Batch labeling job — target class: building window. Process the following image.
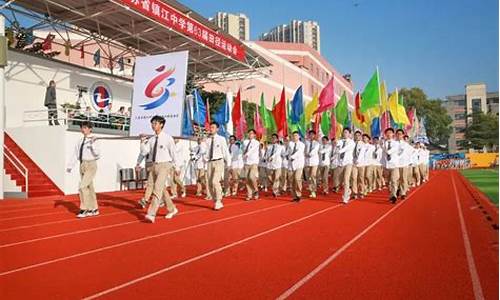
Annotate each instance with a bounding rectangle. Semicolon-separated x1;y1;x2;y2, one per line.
471;98;482;113
454;100;465;106
455;113;466;120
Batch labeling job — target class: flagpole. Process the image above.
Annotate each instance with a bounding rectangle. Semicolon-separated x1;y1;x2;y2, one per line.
376;66;382;136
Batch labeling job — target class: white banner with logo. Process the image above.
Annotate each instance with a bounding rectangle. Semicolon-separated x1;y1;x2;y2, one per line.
130;51;188;136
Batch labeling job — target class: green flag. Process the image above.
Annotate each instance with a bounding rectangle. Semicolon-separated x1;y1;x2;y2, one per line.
335;91;349;127
360;70;380;113
259;93;276;136
320;110;331;136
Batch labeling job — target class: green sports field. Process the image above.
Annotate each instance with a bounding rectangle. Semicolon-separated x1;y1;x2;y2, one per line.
461;169;499;205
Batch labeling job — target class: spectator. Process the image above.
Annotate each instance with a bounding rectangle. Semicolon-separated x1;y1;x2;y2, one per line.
44;80;60;126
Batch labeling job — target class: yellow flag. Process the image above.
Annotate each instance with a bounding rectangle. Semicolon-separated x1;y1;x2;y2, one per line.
304;92;318;123
380;81;388;112
389;90;410;125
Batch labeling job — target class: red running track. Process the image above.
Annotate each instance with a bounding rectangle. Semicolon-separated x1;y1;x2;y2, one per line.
0;170;497;299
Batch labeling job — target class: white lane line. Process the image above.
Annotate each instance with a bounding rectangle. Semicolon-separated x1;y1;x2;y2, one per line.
83;203;344;300
0;201;248;248
0;202;293;276
451;174;485;300
276;175;435;300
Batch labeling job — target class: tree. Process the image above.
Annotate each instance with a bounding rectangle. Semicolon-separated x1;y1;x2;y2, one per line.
399;87;453;148
242;101;257;130
460;112;499;151
184;75;227;120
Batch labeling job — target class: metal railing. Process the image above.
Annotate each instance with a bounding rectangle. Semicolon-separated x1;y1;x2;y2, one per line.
3;144;29;196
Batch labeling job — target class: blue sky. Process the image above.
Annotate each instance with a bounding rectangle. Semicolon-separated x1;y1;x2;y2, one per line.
182;0;499;99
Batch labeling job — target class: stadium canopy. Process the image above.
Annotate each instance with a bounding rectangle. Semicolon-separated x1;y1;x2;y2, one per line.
2;0;271;83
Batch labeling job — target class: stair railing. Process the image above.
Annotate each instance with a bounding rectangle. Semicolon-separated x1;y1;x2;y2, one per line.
3;144;29;197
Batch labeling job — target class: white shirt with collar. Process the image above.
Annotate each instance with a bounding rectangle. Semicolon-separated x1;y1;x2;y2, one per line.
397;140;412;167
372;144;383;166
67;135;100;170
354;142;369;167
140;131;176;165
205;134;231;166
383;139;400;169
363;143;375;166
190;143;207;170
352;140;365;166
409;147;419;166
281;144;290;169
330;141;340;168
259;148;268;168
242;138;260;165
337;138;355;167
304;140;320;167
229;143;244;169
266;143;283;170
288;140;305;170
318;143;332;167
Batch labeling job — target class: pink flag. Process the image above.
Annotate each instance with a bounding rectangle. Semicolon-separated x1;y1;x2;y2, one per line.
254;110;264;139
405;107;415;133
315;76;335;114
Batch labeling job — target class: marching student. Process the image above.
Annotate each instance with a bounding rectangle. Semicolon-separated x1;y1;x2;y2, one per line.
337;128;356;203
363;134;376;194
225;135;243;196
304;130;320;198
396;130;412;199
355;133;370;198
242;129;260;200
136;138;154;208
421;145;430;182
318;136;332;194
141;116;178;223
383;128;400;204
266;134;284;197
372;137;384;191
191;137;209;197
410;142;422;187
351;130;364;199
288;131;305;202
280;137;290;194
330;138;342;193
205;122;231;210
258;142;269;192
66;121;100;218
170;139;187;198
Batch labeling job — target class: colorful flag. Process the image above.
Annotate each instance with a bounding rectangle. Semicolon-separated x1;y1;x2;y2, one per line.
388;89;410;125
304;92;319;125
291;86;304;124
93;49;101;66
272;87;288;137
181;99;194;136
315;77;335;114
259;93;277;136
371;117;381;138
80;44;85;59
193;89;206;126
320;110;331;137
360;69;380;113
335;91;349;127
254;109;264;139
232;89;243;139
353;92;368;131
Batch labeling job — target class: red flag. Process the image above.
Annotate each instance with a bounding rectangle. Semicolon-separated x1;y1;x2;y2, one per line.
314;113;321;134
355;92;365;123
329;111;337;139
315;76;335;114
205;99;211;129
80;44;85;59
254;110;264;139
272;87;288;137
232;90;243;139
381;111;390;132
405;107;415;132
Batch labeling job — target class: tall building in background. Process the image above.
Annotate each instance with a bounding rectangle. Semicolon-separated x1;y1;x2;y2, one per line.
260;20;321;53
445;83;499;152
210;12;250;41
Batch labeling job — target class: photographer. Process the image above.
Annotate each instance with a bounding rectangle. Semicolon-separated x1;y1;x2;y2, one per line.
44;80;60;125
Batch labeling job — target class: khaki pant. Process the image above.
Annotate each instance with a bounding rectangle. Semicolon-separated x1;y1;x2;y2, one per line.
365;165;375;192
267;168;281;194
351;166;359;195
79;160;98;210
147;162;176;217
196;168;209;195
305;165;318;192
290;168;303;199
357;166;367;195
224;167;241;195
374;166;383;190
207;159;225;205
280;167;289;192
413;165;421;186
244;164;259;198
332;166;342;191
171;168;186;196
388;168;399;198
318;165;330;193
418;164;427;181
259;167;268;189
398;166;409;196
142;163;154;202
342;164;353;196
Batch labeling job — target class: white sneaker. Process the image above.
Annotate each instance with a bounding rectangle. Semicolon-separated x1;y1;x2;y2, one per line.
145;214;155;223
342;191;351;204
214;202;224;210
159;202;165;207
77;210;89;218
89;209;100;216
181;192;186;198
165;208;179;219
310;192;317;198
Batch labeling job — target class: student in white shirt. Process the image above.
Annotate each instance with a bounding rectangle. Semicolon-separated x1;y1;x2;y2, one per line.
190;137;208;197
318;136;332;194
338;128;356;203
410;141;421;187
330;138;342;193
351;130;365;199
371;137;384;191
266;134;284;197
383;128;400;203
304;130;320;198
136;139;154;209
140;116;179;222
205;122;231;210
288;131;305;202
66;121;101;218
280;137;290;193
224;135;243;196
243;129;260;200
170;139;187;198
258;142;269;192
362;134;376;194
397;130;412;199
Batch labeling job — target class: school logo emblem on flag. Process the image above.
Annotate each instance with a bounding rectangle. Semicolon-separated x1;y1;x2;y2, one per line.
89;82;112;112
141;65;176;111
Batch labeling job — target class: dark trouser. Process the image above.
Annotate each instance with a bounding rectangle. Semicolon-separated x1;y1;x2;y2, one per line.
47;105;59;125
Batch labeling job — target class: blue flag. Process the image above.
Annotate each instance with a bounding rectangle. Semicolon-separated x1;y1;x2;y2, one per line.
192;89;206;126
371;117;381;138
291;86;304;124
93;49;100;66
181;100;194;136
212;100;230;137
